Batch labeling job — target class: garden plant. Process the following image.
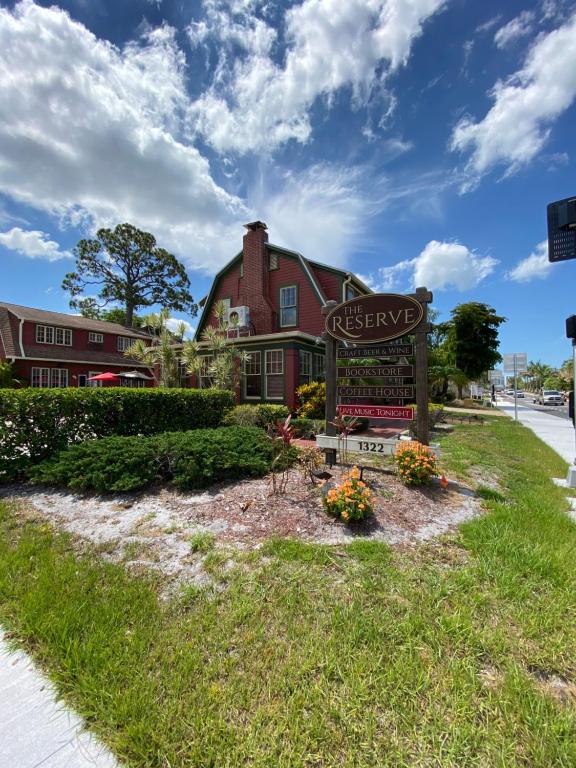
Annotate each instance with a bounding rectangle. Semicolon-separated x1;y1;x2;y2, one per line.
322;466;372;523
393;441;437;486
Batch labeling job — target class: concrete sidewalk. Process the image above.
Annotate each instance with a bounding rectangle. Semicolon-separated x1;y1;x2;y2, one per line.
496;397;576;466
0;632;118;768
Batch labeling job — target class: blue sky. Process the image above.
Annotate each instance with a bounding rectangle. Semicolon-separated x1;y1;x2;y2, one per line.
1;0;575;365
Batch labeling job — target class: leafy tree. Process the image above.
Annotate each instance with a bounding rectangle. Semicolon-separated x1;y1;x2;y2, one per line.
559;358;574;388
0;361;20;388
63;223;196;326
444;303;506;381
181;301;249;391
543;376;566;391
79;302;144;327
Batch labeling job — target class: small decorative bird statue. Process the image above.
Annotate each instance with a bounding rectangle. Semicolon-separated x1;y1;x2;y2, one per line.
439;474;448;491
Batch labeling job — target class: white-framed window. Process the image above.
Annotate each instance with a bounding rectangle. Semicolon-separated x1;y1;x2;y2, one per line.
50;369;69;387
31;367;50;388
299;350;312;387
88;370;103;387
266;349;284;400
117;336;133;352
36;325;72;346
314;353;325;381
244;351;262;399
89;332;104;343
280;286;297;327
269;252;279;270
345;284;357;301
198;355;213;389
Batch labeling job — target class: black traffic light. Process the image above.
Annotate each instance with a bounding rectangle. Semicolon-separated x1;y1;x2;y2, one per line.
567;315;576;339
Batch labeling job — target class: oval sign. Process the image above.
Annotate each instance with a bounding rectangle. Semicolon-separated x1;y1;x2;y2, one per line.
325;293;424;343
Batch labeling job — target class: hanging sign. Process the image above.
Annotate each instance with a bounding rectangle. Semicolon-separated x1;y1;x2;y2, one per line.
337;365;413;378
326;294;424;343
337;404;414;420
337;343;414;359
337;385;414;398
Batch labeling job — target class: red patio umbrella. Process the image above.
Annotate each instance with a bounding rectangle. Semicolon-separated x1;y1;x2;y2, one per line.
87;372;121;382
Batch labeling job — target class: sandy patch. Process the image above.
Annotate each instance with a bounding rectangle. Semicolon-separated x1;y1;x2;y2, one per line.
1;467;481;585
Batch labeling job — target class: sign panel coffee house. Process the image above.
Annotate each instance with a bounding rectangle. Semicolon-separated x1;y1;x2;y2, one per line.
318;288;432;462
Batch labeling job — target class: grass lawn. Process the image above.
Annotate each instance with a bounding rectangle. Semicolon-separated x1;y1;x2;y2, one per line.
1;417;576;766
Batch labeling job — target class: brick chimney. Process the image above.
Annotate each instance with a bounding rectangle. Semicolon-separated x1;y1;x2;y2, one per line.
240;221;274;334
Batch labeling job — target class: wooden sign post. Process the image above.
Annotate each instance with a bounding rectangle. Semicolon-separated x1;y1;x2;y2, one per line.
322;288;432;464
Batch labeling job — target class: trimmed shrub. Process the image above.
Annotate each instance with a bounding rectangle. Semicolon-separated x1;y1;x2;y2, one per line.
30;426;275;494
0;388;235;483
290;418;316;439
296;381;325;419
222;403;290;429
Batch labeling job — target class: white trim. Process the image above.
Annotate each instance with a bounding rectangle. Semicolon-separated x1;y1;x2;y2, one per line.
191;330;324;349
88;332;104;343
19;318;25;357
243;350;262;400
265;348;284;400
279;285;297;328
10;356;150;367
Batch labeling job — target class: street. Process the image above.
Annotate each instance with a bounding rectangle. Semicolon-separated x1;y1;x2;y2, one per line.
501;392;569;420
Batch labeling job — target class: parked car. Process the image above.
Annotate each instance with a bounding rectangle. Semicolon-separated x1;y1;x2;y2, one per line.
535;389;564;405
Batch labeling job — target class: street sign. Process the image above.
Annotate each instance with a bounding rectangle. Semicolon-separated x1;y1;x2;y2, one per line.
337;404;414;420
325;293;424;343
337;343;414;359
502;353;527;373
337;364;413;377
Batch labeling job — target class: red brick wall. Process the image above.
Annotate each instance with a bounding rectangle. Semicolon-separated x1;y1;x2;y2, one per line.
238;223;275;335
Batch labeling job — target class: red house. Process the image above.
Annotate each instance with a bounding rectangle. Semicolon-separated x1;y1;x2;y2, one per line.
0;302;154;387
194;221;370;409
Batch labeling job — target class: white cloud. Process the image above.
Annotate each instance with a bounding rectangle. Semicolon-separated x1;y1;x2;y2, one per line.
360;240;498;292
507;240;551;282
166;317;196;339
0;1;248;273
187;0;447;153
451;13;576;181
494;11;535;49
414;240;497;290
0;227;72;261
255;164;380;268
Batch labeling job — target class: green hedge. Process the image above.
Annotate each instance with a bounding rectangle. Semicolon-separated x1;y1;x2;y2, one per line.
0;388;235;483
222;403;290;428
29;426;275;494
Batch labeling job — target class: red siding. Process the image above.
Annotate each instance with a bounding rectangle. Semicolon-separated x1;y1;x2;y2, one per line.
205;262;243;330
22;320;134;354
268;254;324;336
311;266;342;303
12;360;155;387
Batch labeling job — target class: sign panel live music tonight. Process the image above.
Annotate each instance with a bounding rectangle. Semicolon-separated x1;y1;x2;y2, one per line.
338;405;414;420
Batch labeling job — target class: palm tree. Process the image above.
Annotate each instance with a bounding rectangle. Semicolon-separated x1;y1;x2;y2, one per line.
124;308;190;388
526;361;554;392
181;300;249;391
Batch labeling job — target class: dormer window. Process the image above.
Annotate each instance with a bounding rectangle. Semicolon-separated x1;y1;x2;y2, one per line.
117;336;133;352
36;325;72;346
